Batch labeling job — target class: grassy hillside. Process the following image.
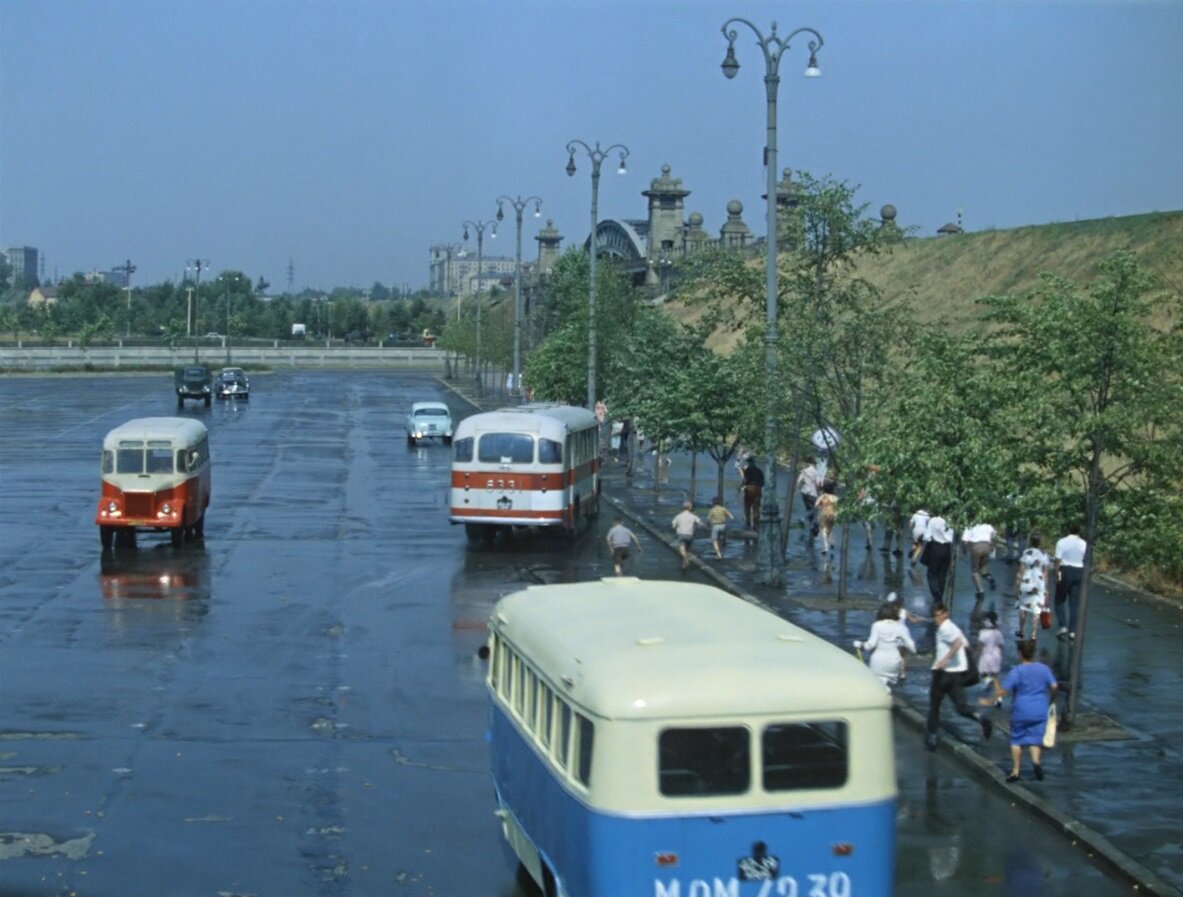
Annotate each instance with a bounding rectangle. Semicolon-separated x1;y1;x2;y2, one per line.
854;210;1183;330
674;210;1183;342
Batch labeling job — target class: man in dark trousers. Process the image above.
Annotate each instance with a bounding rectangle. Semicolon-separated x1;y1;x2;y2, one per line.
740;456;764;529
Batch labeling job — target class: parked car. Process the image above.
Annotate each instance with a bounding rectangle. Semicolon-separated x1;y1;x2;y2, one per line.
215;371;250;400
405;401;453;446
221;366;250;387
174;364;212;408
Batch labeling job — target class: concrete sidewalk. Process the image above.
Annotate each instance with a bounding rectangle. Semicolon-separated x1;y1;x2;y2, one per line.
597;449;1182;897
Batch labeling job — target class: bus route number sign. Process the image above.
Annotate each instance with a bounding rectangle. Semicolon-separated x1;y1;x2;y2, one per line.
486;479;519;494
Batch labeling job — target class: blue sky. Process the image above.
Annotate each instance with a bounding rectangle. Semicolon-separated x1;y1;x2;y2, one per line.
2;0;1181;291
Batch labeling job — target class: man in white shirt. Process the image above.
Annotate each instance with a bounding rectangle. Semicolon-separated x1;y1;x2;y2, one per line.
915;514;955;604
926;604;993;750
961;521;999;600
1054;525;1088;639
908;509;930;564
796;461;822;541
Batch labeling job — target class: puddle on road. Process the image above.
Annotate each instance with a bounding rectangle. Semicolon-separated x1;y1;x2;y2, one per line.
0;831;95;861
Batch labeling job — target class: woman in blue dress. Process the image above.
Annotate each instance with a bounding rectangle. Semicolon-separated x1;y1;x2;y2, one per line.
983;638;1058;782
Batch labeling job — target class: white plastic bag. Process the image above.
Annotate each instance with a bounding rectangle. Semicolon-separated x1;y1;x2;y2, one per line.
1043;704;1058;749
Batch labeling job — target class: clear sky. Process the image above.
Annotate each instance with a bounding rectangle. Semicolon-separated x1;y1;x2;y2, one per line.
2;0;1181;292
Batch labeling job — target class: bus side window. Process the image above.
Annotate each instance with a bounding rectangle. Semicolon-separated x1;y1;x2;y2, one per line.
102;450;114;474
762;722;848;791
537;684;553;748
454;437;473;463
575;713;594;786
539;438;562;464
659;727;750;797
556;702;572;770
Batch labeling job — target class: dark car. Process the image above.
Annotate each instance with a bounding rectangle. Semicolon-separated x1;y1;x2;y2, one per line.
215;371;250;400
174;364;213;408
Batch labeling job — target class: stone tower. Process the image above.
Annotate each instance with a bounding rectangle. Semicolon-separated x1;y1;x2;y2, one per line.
642;164;690;263
534;219;564;274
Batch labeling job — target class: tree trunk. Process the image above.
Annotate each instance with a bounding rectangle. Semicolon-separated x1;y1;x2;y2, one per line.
837;521;851;598
689;452;698;505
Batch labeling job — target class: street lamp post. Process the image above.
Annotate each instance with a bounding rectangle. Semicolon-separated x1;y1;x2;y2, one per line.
565;139;628;410
496;194;542;401
462;219;497;395
186;258;209;362
720;17;823;587
219;273;241;364
119;259;137;339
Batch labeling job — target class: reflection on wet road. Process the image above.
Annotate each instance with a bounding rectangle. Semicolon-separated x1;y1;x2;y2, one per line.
0;371;1134;896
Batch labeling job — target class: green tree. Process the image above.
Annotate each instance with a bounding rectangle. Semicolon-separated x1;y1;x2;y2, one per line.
981;250;1183;720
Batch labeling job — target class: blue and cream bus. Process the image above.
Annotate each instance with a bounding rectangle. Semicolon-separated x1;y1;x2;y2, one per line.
486;579;895;897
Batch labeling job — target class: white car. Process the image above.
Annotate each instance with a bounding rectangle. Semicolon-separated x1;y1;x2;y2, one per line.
405;401;453;446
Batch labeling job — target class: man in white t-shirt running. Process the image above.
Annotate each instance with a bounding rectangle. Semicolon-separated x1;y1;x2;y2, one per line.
1054;525;1088;639
926;604;993;750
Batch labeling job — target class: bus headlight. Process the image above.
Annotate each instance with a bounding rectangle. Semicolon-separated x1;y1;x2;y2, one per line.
100;500;121;517
158;503;176;518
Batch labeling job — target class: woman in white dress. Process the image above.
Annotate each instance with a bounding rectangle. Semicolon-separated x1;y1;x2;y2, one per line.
856;601;917;688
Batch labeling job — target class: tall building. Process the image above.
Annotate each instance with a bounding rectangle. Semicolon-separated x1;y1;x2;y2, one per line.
429;243;516;297
2;246;40;289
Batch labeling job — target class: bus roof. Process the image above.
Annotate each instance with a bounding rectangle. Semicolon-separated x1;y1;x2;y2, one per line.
491;579;890;720
455;403;597;437
103;417;208;447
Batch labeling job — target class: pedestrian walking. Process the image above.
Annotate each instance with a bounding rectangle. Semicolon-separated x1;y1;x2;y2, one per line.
854;601;916;689
908;508;931;565
796;460;823;540
926;603;994;750
739;456;764;529
1053;524;1087;640
976;611;1005;701
671;501;705;571
605;516;642;576
706;496;734;560
914;513;955;604
961;520;999;601
1015;535;1052;641
982;638;1058;782
816;492;838;555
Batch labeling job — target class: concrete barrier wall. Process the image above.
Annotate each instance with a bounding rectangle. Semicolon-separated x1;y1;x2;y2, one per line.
0;345;448;371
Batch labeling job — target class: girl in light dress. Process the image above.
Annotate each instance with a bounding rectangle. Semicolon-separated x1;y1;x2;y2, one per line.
855;598;916;689
977;610;1005;705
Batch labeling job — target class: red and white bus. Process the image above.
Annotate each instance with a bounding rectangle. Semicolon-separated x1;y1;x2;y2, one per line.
449;404;600;541
96;417;212;549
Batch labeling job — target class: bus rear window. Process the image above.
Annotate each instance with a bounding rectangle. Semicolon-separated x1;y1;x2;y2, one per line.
659;727;749;796
478;433;534;464
538;438;562;464
453;437;474;462
762;722;848;791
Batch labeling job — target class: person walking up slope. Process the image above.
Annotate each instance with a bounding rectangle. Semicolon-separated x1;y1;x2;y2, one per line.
706;496;734;560
671;501;705;571
605;517;642;576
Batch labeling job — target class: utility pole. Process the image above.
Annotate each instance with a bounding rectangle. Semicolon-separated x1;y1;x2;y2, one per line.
118;259;137;338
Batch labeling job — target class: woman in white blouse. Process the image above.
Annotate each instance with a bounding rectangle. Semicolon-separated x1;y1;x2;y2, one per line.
856;600;917;688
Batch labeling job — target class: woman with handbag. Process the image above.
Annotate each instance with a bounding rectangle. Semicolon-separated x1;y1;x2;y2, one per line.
982;639;1058;783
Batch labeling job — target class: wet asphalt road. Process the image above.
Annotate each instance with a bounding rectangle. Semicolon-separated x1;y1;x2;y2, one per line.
0;370;1136;896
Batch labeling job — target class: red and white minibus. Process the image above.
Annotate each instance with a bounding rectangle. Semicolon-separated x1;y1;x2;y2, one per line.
96;417;211;548
449;404;600;541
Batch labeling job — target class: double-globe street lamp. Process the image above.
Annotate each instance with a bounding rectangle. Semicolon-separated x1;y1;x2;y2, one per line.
720;17;823;587
565;139;628;411
462;218;498;395
496;194;542;401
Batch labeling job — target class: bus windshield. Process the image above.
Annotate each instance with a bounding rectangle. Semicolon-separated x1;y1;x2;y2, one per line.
478;433;534;464
114;441;176;474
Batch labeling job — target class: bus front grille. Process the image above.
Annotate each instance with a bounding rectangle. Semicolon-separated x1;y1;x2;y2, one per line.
124;493;153;517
